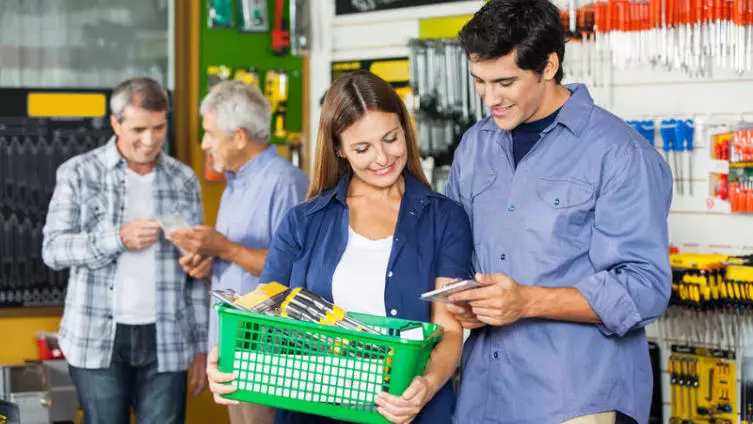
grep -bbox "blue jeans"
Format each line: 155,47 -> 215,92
68,324 -> 187,424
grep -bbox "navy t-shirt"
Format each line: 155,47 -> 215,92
512,107 -> 562,168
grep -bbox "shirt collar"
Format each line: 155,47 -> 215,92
553,83 -> 594,136
480,83 -> 594,136
225,144 -> 277,187
306,171 -> 440,215
102,135 -> 166,171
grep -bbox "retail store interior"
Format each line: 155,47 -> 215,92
2,0 -> 753,423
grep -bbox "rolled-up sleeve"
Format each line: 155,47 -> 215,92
574,143 -> 673,337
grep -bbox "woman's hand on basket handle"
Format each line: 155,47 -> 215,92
206,345 -> 240,406
375,376 -> 432,424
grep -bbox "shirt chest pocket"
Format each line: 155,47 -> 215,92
81,194 -> 109,231
526,178 -> 595,248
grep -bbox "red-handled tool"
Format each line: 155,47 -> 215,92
271,0 -> 289,55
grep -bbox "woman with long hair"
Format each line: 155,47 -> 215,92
207,70 -> 472,424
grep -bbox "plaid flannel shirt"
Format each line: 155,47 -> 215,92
42,137 -> 209,373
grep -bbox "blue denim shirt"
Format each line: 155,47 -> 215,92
446,84 -> 673,424
209,145 -> 309,349
261,172 -> 473,424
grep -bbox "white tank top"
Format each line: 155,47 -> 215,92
330,227 -> 393,317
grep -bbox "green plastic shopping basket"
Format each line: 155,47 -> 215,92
215,303 -> 443,424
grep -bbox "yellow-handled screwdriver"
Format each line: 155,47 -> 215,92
289,288 -> 380,334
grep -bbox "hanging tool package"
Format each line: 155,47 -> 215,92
408,38 -> 485,161
669,346 -> 737,424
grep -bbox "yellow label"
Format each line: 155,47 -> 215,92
332,61 -> 361,71
369,60 -> 409,83
27,92 -> 106,118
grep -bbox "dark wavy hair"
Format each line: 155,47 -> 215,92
458,0 -> 566,83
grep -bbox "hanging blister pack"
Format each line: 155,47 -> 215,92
208,0 -> 234,29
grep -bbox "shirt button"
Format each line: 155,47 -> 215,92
107,314 -> 113,320
500,253 -> 506,261
390,309 -> 398,316
507,204 -> 515,212
387,271 -> 393,278
493,351 -> 499,359
553,198 -> 560,207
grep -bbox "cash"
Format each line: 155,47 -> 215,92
157,212 -> 191,232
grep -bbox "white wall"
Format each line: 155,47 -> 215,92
308,3 -> 753,420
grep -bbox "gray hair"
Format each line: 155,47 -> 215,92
199,80 -> 271,143
110,77 -> 169,122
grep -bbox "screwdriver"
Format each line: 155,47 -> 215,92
685,119 -> 695,195
674,119 -> 686,196
661,120 -> 679,194
670,355 -> 679,421
642,120 -> 656,147
283,293 -> 362,331
660,119 -> 674,163
286,288 -> 380,334
279,295 -> 390,358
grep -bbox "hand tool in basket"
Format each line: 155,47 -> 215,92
278,289 -> 390,357
278,301 -> 389,359
280,288 -> 381,335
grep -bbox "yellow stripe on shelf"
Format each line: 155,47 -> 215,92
27,92 -> 107,118
419,15 -> 473,39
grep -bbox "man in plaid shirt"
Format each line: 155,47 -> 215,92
42,77 -> 208,424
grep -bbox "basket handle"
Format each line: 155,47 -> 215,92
423,326 -> 444,345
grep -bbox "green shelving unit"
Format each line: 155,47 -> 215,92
200,0 -> 304,145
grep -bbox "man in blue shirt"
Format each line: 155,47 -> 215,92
168,80 -> 309,424
445,1 -> 673,423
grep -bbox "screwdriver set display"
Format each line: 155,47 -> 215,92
660,252 -> 753,424
627,118 -> 696,197
558,0 -> 753,77
669,345 -> 737,424
668,252 -> 753,309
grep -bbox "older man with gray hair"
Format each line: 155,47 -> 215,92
42,77 -> 208,424
168,80 -> 308,424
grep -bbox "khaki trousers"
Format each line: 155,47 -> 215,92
227,403 -> 275,424
561,411 -> 617,424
